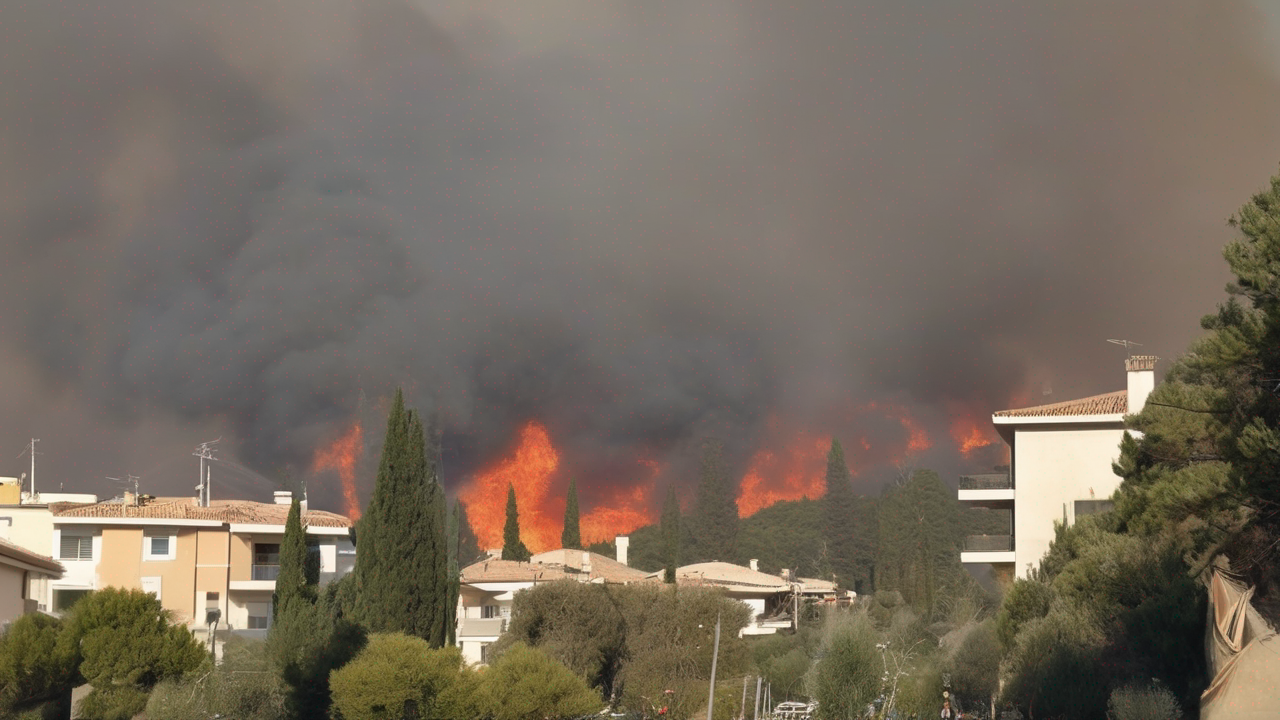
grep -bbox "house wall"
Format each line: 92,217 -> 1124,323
194,529 -> 231,628
0,506 -> 54,556
229,534 -> 253,581
1012,425 -> 1125,578
0,563 -> 26,626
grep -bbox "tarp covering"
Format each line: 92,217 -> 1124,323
1200,568 -> 1280,720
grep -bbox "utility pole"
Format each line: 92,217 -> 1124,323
753,676 -> 763,720
18,439 -> 40,499
193,439 -> 220,507
739,676 -> 749,720
706,612 -> 722,720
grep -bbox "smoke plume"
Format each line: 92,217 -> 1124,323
2,0 -> 1279,524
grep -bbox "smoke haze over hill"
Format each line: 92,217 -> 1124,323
2,0 -> 1280,527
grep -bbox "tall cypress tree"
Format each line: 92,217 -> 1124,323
691,439 -> 738,562
352,390 -> 450,646
456,501 -> 482,566
502,484 -> 532,561
660,485 -> 681,583
562,478 -> 582,549
268,498 -> 322,669
446,498 -> 461,646
822,439 -> 864,592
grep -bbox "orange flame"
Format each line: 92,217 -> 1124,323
312,421 -> 364,521
951,416 -> 998,456
737,434 -> 830,517
580,458 -> 661,545
459,421 -> 560,552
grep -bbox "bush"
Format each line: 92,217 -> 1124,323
806,610 -> 880,720
1000,602 -> 1108,720
496,579 -> 626,692
1107,681 -> 1183,720
146,637 -> 286,720
0,613 -> 77,712
949,619 -> 1000,709
330,633 -> 473,720
476,643 -> 601,720
994,580 -> 1053,649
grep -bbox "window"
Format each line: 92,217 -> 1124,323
246,601 -> 270,629
53,589 -> 89,612
1074,500 -> 1115,518
206,592 -> 220,608
59,535 -> 92,561
254,543 -> 281,565
482,605 -> 500,619
143,529 -> 176,561
480,643 -> 490,664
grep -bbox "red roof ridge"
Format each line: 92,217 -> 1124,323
994,389 -> 1128,418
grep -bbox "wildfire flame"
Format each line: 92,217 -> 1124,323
580,458 -> 660,545
459,421 -> 561,552
951,416 -> 998,456
736,434 -> 830,517
312,421 -> 365,521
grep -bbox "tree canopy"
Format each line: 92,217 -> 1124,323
562,478 -> 582,550
502,484 -> 532,562
691,439 -> 738,562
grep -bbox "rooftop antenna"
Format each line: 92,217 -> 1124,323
107,475 -> 141,505
1107,339 -> 1143,357
17,439 -> 40,500
193,439 -> 220,507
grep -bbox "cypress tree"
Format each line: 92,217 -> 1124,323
660,485 -> 681,583
562,478 -> 582,549
502,484 -> 532,561
456,501 -> 482,566
352,390 -> 450,646
691,439 -> 738,562
268,498 -> 322,670
446,499 -> 460,646
822,439 -> 865,593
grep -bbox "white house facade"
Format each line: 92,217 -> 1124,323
960,356 -> 1157,581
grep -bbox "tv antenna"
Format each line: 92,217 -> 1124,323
17,439 -> 40,499
107,475 -> 141,505
193,439 -> 221,507
1107,339 -> 1143,357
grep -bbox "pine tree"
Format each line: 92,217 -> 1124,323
691,439 -> 738,562
456,500 -> 482,566
562,478 -> 582,550
660,485 -> 681,583
502,484 -> 532,561
875,469 -> 961,618
822,439 -> 869,593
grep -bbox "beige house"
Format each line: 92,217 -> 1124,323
0,538 -> 63,628
654,561 -> 797,636
458,540 -> 650,665
49,491 -> 353,635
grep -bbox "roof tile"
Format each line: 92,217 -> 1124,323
993,390 -> 1127,418
53,498 -> 351,527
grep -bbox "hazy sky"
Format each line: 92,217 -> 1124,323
2,0 -> 1280,519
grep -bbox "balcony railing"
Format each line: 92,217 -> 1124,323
252,564 -> 281,581
958,474 -> 1012,490
963,535 -> 1014,552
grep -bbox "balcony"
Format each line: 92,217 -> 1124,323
960,534 -> 1015,565
229,565 -> 280,591
958,474 -> 1014,505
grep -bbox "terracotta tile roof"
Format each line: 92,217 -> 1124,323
0,538 -> 62,574
993,390 -> 1128,418
461,550 -> 652,585
53,498 -> 352,527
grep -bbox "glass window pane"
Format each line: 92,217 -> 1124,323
150,536 -> 170,557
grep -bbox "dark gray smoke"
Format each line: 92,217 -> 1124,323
2,0 -> 1279,514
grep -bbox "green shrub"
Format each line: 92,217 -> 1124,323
948,619 -> 1000,709
806,610 -> 880,720
330,633 -> 472,720
476,643 -> 602,720
994,580 -> 1053,649
1000,602 -> 1108,720
1107,681 -> 1183,720
0,613 -> 77,712
146,669 -> 287,720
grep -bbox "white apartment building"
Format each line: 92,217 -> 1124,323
960,356 -> 1157,581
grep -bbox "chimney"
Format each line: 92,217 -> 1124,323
582,551 -> 592,575
273,490 -> 293,506
749,559 -> 759,572
615,535 -> 630,566
1125,355 -> 1158,414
